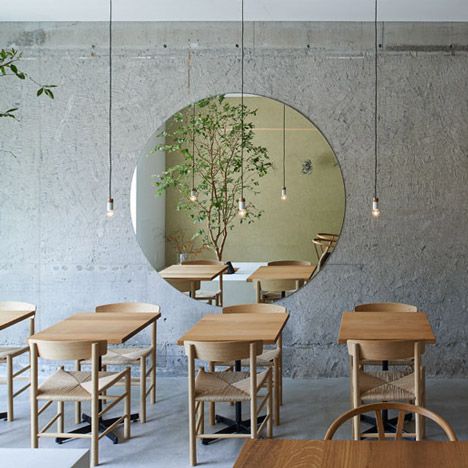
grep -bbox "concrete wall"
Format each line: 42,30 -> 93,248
1,21 -> 467,377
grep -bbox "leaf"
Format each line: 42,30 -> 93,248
36,88 -> 44,96
44,89 -> 54,99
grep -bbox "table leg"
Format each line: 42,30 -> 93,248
0,411 -> 7,421
201,360 -> 265,445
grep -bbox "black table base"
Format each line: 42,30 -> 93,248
0,411 -> 7,421
55,412 -> 139,445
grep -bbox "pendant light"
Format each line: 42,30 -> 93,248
281,103 -> 287,200
106,0 -> 114,218
238,0 -> 247,218
371,0 -> 380,218
189,103 -> 198,202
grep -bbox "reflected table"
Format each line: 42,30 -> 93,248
177,312 -> 289,443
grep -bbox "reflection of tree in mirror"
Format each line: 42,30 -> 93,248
153,95 -> 272,260
166,230 -> 208,263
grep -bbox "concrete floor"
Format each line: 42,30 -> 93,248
1,377 -> 467,467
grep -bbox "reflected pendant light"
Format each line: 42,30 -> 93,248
238,0 -> 247,218
371,0 -> 380,218
189,103 -> 198,202
106,0 -> 114,218
281,103 -> 287,200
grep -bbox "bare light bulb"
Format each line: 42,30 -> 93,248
238,197 -> 247,218
106,197 -> 114,218
189,189 -> 198,202
281,187 -> 287,201
372,196 -> 380,218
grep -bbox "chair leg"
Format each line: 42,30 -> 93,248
6,355 -> 13,422
274,359 -> 280,426
140,357 -> 147,423
75,360 -> 82,424
208,362 -> 215,425
267,372 -> 273,438
57,401 -> 64,433
124,369 -> 131,439
189,397 -> 197,466
91,397 -> 99,467
151,323 -> 157,405
31,397 -> 38,448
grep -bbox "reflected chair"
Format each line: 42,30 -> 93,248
77,302 -> 159,424
0,301 -> 36,421
30,339 -> 131,467
182,260 -> 224,306
256,260 -> 313,303
185,340 -> 272,466
221,304 -> 286,425
312,237 -> 337,276
324,402 -> 456,441
347,340 -> 425,440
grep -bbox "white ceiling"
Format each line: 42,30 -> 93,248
2,0 -> 468,22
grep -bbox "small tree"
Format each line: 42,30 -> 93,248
154,95 -> 272,260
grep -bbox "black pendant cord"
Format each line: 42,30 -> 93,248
282,103 -> 286,188
108,0 -> 113,200
240,0 -> 244,199
373,0 -> 378,199
192,103 -> 196,189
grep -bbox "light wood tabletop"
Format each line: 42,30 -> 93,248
234,439 -> 468,467
177,312 -> 289,345
159,264 -> 228,281
0,310 -> 36,331
338,311 -> 436,344
246,265 -> 316,282
30,312 -> 160,344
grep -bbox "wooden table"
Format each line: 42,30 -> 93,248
159,264 -> 228,305
234,439 -> 468,467
32,312 -> 160,344
247,265 -> 316,302
30,311 -> 160,443
0,309 -> 36,421
338,311 -> 436,344
178,312 -> 289,442
177,312 -> 289,345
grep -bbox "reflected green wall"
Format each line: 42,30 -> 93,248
164,96 -> 345,266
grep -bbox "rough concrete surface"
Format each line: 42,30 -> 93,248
0,22 -> 467,377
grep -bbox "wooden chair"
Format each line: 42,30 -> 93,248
0,301 -> 36,421
219,304 -> 286,426
29,339 -> 131,467
324,402 -> 457,441
355,303 -> 417,312
182,260 -> 224,306
256,260 -> 312,303
312,237 -> 336,275
185,340 -> 272,466
348,340 -> 425,440
77,302 -> 159,424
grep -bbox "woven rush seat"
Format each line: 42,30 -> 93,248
0,346 -> 28,360
241,348 -> 280,366
88,347 -> 152,365
37,368 -> 120,401
194,289 -> 221,300
360,370 -> 416,402
194,369 -> 269,402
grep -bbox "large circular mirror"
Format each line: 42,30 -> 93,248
131,94 -> 345,305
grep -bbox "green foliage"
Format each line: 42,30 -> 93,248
0,48 -> 56,120
153,95 -> 272,260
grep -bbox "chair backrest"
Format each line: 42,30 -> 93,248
29,339 -> 107,361
267,260 -> 312,266
223,303 -> 287,314
324,402 -> 457,441
182,260 -> 224,265
96,302 -> 160,313
184,340 -> 263,362
347,340 -> 421,362
0,301 -> 36,312
354,302 -> 417,312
